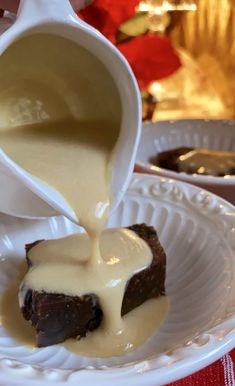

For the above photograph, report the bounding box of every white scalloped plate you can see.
[0,174,235,386]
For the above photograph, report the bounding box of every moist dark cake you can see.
[150,147,235,176]
[21,224,166,347]
[150,147,193,173]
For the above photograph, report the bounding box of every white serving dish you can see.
[0,173,234,386]
[136,120,235,204]
[0,0,141,222]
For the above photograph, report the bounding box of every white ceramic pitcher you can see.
[0,0,141,224]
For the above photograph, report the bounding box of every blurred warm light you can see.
[138,0,197,13]
[140,0,235,120]
[148,48,228,121]
[170,0,235,118]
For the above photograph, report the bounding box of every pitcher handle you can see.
[0,11,16,36]
[17,0,79,24]
[0,0,91,49]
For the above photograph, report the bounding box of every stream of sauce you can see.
[0,34,168,357]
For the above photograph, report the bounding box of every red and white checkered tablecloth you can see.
[167,349,235,386]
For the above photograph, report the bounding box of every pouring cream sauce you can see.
[0,34,168,356]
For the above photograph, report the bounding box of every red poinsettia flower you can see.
[118,34,181,88]
[78,0,182,88]
[79,0,139,43]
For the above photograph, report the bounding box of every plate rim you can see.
[0,172,234,386]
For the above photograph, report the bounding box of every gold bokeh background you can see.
[149,0,235,120]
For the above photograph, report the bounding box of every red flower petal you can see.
[78,0,140,42]
[117,34,181,89]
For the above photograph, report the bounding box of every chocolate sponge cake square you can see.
[21,224,166,347]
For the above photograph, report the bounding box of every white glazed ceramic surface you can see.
[0,0,141,222]
[136,120,235,205]
[0,174,234,386]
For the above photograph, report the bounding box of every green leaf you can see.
[118,12,149,37]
